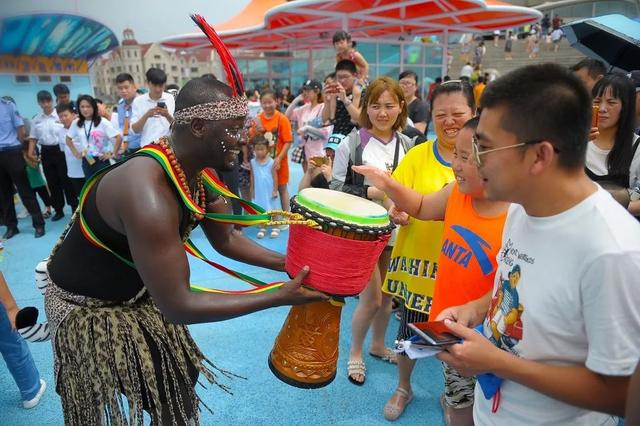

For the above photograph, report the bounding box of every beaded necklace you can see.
[156,137,206,221]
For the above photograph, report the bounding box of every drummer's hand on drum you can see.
[279,266,330,305]
[389,205,410,226]
[351,165,392,191]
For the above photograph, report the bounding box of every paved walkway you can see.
[0,165,445,425]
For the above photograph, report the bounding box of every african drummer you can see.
[43,16,327,426]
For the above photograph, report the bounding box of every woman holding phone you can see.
[285,79,331,173]
[587,73,640,216]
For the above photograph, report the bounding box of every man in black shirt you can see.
[322,60,363,136]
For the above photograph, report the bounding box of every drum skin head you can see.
[295,188,390,228]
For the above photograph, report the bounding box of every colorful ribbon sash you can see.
[77,144,284,295]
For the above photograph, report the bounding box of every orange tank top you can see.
[429,184,507,320]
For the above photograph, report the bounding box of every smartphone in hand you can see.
[408,321,462,346]
[310,156,327,166]
[157,101,167,109]
[591,104,599,128]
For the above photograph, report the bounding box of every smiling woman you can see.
[379,78,476,420]
[329,76,415,390]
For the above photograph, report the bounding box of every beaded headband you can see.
[173,96,249,124]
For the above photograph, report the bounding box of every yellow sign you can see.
[0,55,89,75]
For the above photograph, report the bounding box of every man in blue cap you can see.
[298,133,344,190]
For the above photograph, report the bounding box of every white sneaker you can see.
[23,379,46,409]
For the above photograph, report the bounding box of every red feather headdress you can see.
[191,14,245,97]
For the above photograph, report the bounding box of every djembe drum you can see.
[268,188,394,388]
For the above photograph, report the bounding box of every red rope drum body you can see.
[285,224,390,296]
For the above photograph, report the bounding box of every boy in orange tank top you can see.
[354,117,509,425]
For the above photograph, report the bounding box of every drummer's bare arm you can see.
[202,193,286,272]
[119,178,326,323]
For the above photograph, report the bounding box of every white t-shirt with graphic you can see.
[67,117,120,158]
[475,186,640,425]
[359,129,406,186]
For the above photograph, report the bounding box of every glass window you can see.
[271,60,290,77]
[190,67,198,73]
[154,55,161,60]
[37,75,52,83]
[595,1,635,16]
[378,44,401,64]
[271,78,291,92]
[14,75,30,84]
[403,44,424,65]
[171,66,178,71]
[248,59,269,75]
[424,45,443,66]
[377,65,401,78]
[421,67,442,89]
[237,60,249,76]
[289,59,308,76]
[246,78,268,91]
[358,43,377,63]
[312,50,338,81]
[290,76,306,92]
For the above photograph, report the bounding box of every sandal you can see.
[369,347,398,364]
[42,210,51,219]
[347,359,366,386]
[257,229,266,239]
[383,387,414,421]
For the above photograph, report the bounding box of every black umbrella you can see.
[562,14,640,71]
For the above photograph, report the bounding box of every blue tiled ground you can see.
[0,165,445,425]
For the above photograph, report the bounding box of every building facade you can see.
[92,29,221,102]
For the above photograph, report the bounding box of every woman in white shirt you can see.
[285,79,331,172]
[587,73,640,216]
[66,95,122,178]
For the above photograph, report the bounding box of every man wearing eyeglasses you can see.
[436,63,640,425]
[322,60,362,136]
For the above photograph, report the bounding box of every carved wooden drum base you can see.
[268,300,342,388]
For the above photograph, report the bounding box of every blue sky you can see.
[3,0,252,43]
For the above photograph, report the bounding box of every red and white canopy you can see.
[161,0,542,51]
